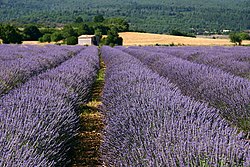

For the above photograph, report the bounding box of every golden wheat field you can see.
[22,41,56,45]
[119,32,250,46]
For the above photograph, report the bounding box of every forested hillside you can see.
[0,0,249,34]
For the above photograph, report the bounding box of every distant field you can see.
[22,41,56,45]
[119,32,250,46]
[21,32,250,46]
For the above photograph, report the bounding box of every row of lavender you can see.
[142,46,250,79]
[121,47,250,133]
[100,46,249,166]
[0,44,84,96]
[0,46,99,166]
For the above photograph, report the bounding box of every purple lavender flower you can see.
[100,46,249,167]
[0,46,99,166]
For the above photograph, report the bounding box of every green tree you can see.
[229,32,242,45]
[94,28,102,45]
[93,24,109,35]
[38,37,43,42]
[102,27,122,46]
[116,36,123,45]
[62,25,77,38]
[23,25,42,40]
[95,28,102,38]
[40,28,57,35]
[51,31,63,42]
[0,24,22,44]
[105,28,118,46]
[239,32,250,40]
[104,18,129,32]
[66,36,78,45]
[75,16,83,23]
[93,15,104,23]
[39,34,51,43]
[77,23,93,35]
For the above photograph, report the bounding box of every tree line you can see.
[0,0,249,34]
[1,15,249,46]
[0,15,128,46]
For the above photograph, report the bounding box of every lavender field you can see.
[101,46,250,166]
[0,45,249,166]
[0,45,99,166]
[0,44,84,95]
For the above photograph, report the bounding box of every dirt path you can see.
[72,51,105,167]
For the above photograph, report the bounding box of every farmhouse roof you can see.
[78,35,96,39]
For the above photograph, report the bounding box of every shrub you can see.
[66,36,78,45]
[51,31,63,42]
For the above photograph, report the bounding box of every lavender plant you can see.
[0,45,84,96]
[123,47,250,132]
[0,46,99,166]
[140,46,250,79]
[100,46,249,167]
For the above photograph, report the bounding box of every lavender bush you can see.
[123,48,250,132]
[140,46,250,79]
[100,46,249,167]
[0,46,99,166]
[0,44,84,96]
